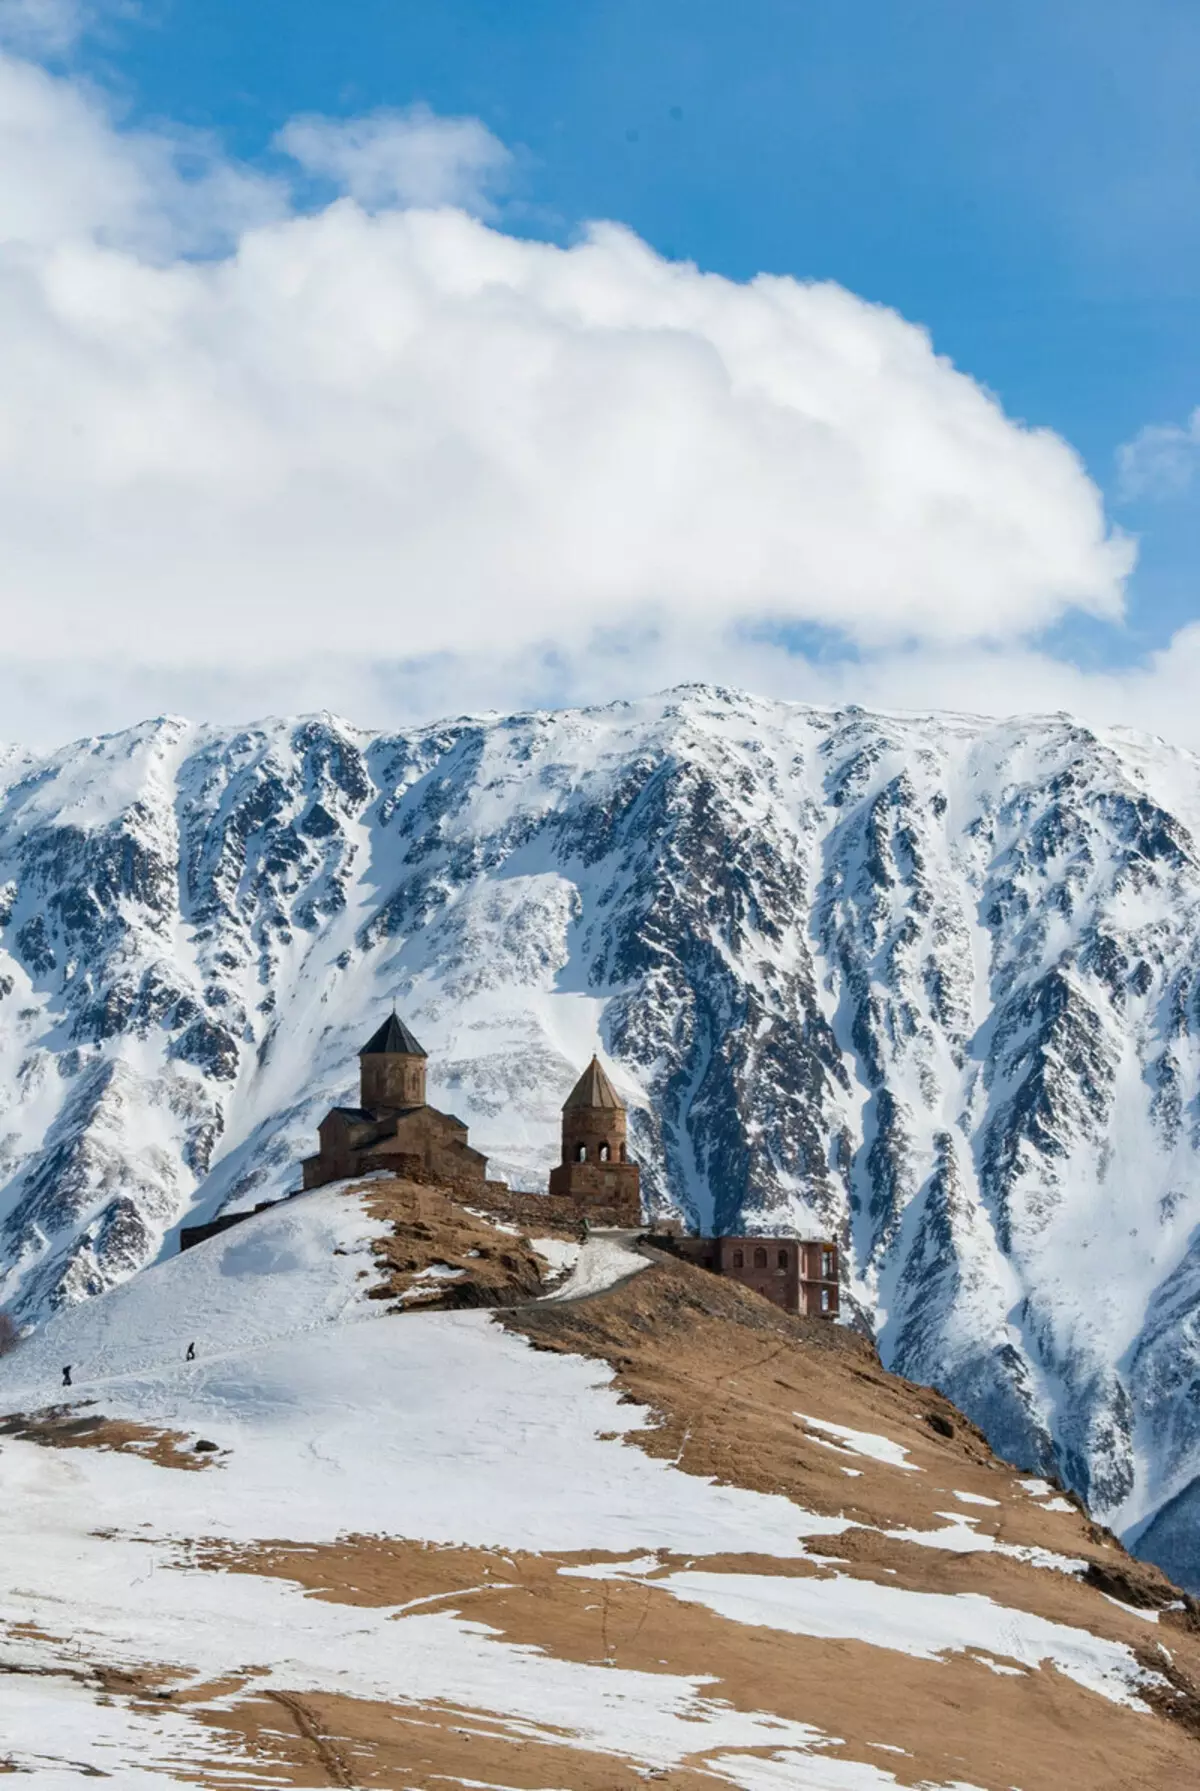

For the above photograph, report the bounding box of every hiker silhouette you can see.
[186,1341,195,1362]
[61,1366,71,1388]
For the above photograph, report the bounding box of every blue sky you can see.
[2,0,1200,741]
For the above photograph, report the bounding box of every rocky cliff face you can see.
[1,687,1200,1578]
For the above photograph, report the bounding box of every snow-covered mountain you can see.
[2,685,1200,1579]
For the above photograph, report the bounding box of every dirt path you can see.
[263,1690,359,1788]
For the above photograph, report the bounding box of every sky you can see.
[2,0,1200,746]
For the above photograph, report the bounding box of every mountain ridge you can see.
[1,685,1200,1581]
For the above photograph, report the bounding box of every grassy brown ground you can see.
[9,1189,1200,1789]
[0,1404,219,1469]
[170,1246,1200,1789]
[185,1534,1200,1791]
[354,1176,573,1308]
[506,1251,1194,1598]
[193,1686,730,1790]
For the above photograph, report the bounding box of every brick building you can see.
[651,1232,840,1318]
[301,1014,491,1192]
[548,1055,641,1226]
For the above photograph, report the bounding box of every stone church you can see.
[302,1019,643,1230]
[201,1018,840,1319]
[301,1014,490,1192]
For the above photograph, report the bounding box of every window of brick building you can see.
[599,1143,610,1161]
[732,1249,744,1268]
[777,1249,788,1268]
[754,1247,767,1268]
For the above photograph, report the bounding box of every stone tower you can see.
[549,1055,640,1223]
[359,1012,427,1111]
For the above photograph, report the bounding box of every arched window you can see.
[822,1250,834,1279]
[598,1142,610,1162]
[575,1142,587,1163]
[753,1247,767,1269]
[732,1249,744,1269]
[820,1288,831,1313]
[777,1249,789,1269]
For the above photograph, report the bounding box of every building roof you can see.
[563,1054,625,1112]
[386,1104,468,1131]
[359,1013,427,1058]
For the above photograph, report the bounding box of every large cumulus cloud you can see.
[0,46,1133,691]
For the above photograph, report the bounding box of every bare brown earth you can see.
[506,1252,1200,1608]
[10,1190,1200,1789]
[0,1402,219,1469]
[193,1687,729,1790]
[160,1246,1200,1790]
[355,1176,573,1308]
[184,1533,1200,1790]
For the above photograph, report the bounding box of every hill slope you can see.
[2,1181,1200,1788]
[2,687,1200,1576]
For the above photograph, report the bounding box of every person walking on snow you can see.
[61,1366,71,1388]
[186,1341,195,1362]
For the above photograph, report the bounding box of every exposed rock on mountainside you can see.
[1,687,1200,1573]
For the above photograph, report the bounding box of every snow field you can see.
[0,1204,837,1554]
[0,1187,1172,1781]
[0,1671,246,1789]
[528,1235,581,1277]
[540,1232,649,1301]
[709,1753,987,1791]
[567,1564,1164,1710]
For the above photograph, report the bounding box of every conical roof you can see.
[359,1013,427,1058]
[563,1055,624,1112]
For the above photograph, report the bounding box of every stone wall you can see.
[356,1152,509,1202]
[180,1197,288,1252]
[461,1178,640,1233]
[546,1159,641,1225]
[360,1052,426,1110]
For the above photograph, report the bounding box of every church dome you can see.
[360,1014,427,1058]
[563,1055,624,1111]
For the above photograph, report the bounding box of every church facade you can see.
[301,1015,491,1193]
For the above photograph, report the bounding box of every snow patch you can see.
[572,1566,1164,1710]
[798,1414,921,1472]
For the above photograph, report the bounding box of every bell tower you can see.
[559,1055,628,1165]
[549,1055,640,1223]
[359,1012,427,1112]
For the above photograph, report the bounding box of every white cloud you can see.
[8,623,1200,758]
[0,0,85,54]
[0,52,285,254]
[277,104,512,214]
[1117,408,1200,500]
[0,47,1154,748]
